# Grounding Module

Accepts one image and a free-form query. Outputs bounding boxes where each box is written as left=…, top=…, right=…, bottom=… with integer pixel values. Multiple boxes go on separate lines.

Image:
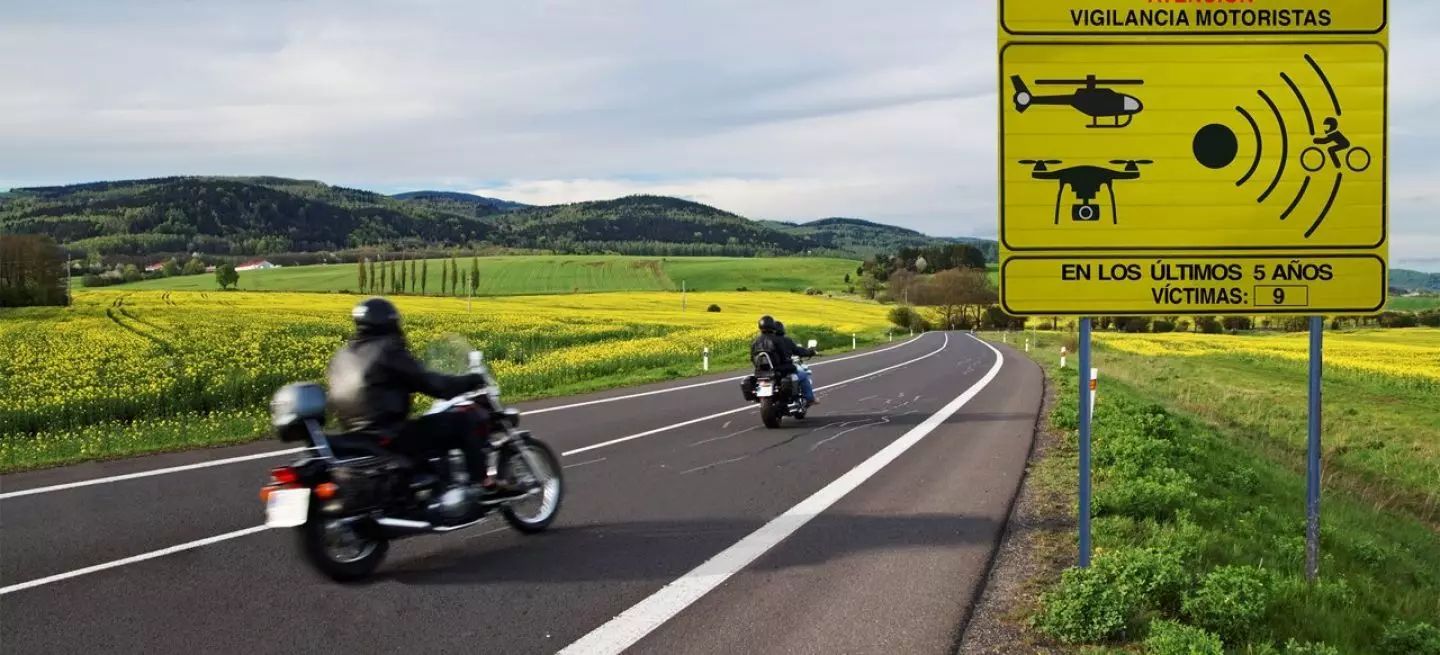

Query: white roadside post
left=703, top=347, right=709, bottom=371
left=1060, top=345, right=1068, bottom=368
left=852, top=333, right=857, bottom=350
left=1089, top=367, right=1098, bottom=417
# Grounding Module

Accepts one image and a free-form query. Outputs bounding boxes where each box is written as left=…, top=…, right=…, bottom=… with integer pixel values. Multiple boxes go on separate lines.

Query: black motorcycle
left=740, top=338, right=818, bottom=429
left=260, top=335, right=564, bottom=582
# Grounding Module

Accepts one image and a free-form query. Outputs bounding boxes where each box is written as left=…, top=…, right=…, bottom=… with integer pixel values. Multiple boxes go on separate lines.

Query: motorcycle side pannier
left=740, top=375, right=757, bottom=401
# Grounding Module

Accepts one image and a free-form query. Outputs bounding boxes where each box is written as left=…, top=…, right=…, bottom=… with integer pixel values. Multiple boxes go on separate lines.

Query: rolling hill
left=0, top=176, right=985, bottom=262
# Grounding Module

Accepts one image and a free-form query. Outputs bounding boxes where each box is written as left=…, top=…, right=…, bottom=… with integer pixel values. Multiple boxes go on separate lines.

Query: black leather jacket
left=782, top=336, right=816, bottom=358
left=326, top=328, right=481, bottom=437
left=749, top=332, right=796, bottom=374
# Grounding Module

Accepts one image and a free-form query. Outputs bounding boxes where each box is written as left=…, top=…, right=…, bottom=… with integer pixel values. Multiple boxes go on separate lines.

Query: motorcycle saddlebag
left=740, top=375, right=757, bottom=401
left=779, top=374, right=798, bottom=396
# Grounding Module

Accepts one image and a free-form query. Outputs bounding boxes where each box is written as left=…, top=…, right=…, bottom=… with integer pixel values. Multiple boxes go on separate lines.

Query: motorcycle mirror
left=468, top=351, right=483, bottom=368
left=807, top=339, right=817, bottom=348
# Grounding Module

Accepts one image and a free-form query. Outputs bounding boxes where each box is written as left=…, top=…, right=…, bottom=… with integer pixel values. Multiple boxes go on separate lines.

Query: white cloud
left=0, top=0, right=1433, bottom=250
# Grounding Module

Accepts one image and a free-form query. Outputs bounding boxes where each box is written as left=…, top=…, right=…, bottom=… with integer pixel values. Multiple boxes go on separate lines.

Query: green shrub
left=1279, top=639, right=1341, bottom=654
left=1144, top=619, right=1223, bottom=654
left=1095, top=466, right=1197, bottom=521
left=1034, top=565, right=1132, bottom=644
left=1378, top=619, right=1440, bottom=655
left=1034, top=546, right=1191, bottom=644
left=1182, top=565, right=1274, bottom=643
left=706, top=304, right=721, bottom=312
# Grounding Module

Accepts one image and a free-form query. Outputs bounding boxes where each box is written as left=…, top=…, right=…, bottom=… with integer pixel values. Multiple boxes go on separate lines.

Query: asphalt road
left=0, top=331, right=1043, bottom=654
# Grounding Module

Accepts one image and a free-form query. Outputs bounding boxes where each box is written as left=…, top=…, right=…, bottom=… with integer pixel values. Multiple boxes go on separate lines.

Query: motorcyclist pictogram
left=1302, top=117, right=1370, bottom=173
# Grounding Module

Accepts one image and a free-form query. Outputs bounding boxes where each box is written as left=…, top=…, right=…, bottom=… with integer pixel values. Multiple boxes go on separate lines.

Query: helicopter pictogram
left=1010, top=74, right=1145, bottom=128
left=1018, top=158, right=1153, bottom=225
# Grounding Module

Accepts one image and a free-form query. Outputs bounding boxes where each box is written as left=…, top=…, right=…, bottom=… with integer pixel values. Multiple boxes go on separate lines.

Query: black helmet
left=775, top=321, right=786, bottom=336
left=352, top=297, right=401, bottom=335
left=758, top=315, right=777, bottom=333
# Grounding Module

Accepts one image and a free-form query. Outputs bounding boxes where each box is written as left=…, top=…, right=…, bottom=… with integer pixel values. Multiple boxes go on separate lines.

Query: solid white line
left=0, top=525, right=271, bottom=596
left=559, top=334, right=950, bottom=458
left=0, top=336, right=926, bottom=500
left=554, top=335, right=1004, bottom=655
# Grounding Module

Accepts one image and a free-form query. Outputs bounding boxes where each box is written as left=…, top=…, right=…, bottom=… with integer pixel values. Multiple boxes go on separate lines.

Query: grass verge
left=977, top=332, right=1440, bottom=654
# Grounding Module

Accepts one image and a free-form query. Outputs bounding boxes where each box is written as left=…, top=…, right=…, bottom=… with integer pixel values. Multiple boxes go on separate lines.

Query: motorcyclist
left=775, top=321, right=819, bottom=405
left=325, top=297, right=521, bottom=500
left=749, top=315, right=817, bottom=405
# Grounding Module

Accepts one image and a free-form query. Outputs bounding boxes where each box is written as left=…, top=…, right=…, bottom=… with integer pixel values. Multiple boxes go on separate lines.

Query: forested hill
left=0, top=176, right=993, bottom=260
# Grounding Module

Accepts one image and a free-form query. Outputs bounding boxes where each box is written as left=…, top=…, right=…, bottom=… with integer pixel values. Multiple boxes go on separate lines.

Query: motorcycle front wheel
left=298, top=513, right=389, bottom=583
left=500, top=438, right=564, bottom=534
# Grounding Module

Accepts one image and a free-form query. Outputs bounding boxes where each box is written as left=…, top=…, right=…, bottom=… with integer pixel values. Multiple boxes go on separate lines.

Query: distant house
left=234, top=260, right=279, bottom=272
left=145, top=262, right=166, bottom=273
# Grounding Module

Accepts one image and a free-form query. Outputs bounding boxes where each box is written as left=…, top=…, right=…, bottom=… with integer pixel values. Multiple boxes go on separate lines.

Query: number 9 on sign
left=1256, top=285, right=1309, bottom=308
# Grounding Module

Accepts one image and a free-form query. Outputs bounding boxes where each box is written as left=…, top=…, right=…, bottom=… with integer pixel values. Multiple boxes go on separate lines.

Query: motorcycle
left=259, top=335, right=564, bottom=582
left=740, top=338, right=818, bottom=429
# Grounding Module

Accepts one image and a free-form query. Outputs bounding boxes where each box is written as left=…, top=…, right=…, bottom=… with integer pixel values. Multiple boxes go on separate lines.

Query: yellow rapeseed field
left=0, top=289, right=896, bottom=468
left=1096, top=329, right=1440, bottom=390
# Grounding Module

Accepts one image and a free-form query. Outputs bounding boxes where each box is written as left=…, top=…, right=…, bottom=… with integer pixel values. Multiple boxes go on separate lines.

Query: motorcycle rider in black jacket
left=326, top=297, right=521, bottom=500
left=749, top=315, right=818, bottom=405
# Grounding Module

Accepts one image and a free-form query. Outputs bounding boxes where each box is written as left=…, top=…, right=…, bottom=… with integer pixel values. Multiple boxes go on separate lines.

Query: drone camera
left=1071, top=203, right=1101, bottom=222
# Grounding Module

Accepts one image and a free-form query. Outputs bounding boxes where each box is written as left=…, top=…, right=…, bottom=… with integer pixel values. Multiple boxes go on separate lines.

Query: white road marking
left=0, top=334, right=957, bottom=595
left=555, top=335, right=1004, bottom=655
left=0, top=449, right=310, bottom=500
left=0, top=335, right=927, bottom=500
left=562, top=457, right=608, bottom=469
left=0, top=525, right=271, bottom=596
left=559, top=334, right=949, bottom=458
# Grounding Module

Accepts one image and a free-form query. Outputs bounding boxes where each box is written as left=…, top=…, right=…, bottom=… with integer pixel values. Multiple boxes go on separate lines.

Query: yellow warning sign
left=1001, top=0, right=1386, bottom=36
left=1001, top=41, right=1386, bottom=253
left=1001, top=255, right=1386, bottom=315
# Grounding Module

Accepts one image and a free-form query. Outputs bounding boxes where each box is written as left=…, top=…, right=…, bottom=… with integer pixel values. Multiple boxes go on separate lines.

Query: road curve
left=0, top=332, right=1043, bottom=654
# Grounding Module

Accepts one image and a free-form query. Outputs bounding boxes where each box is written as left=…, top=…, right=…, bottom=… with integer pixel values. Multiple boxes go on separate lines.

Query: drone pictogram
left=1010, top=74, right=1145, bottom=128
left=1019, top=158, right=1153, bottom=225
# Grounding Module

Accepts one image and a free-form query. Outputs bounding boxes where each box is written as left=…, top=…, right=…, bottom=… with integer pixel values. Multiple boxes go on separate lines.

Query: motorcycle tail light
left=270, top=466, right=298, bottom=485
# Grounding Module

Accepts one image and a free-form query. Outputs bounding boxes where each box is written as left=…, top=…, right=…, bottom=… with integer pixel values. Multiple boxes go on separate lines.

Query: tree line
left=0, top=235, right=70, bottom=307
left=355, top=254, right=484, bottom=297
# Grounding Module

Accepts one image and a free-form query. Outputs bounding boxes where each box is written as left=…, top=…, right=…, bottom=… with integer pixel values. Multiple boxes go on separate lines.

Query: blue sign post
left=1077, top=317, right=1093, bottom=567
left=1306, top=316, right=1324, bottom=582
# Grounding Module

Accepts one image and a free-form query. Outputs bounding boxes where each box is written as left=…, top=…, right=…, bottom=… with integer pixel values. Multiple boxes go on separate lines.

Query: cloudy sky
left=2, top=0, right=1437, bottom=269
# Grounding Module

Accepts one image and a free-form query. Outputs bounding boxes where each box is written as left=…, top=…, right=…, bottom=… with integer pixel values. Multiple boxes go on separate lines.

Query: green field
left=984, top=328, right=1440, bottom=653
left=116, top=255, right=862, bottom=295
left=1387, top=295, right=1440, bottom=312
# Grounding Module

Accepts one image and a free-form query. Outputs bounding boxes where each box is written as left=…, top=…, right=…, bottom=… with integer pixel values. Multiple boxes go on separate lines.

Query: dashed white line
left=0, top=526, right=271, bottom=596
left=0, top=334, right=954, bottom=595
left=0, top=335, right=927, bottom=500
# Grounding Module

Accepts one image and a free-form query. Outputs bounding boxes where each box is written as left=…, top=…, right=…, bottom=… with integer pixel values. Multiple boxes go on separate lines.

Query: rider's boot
left=473, top=449, right=527, bottom=503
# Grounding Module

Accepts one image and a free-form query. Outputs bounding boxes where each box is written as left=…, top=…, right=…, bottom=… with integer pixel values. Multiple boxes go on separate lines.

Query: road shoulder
left=955, top=347, right=1076, bottom=655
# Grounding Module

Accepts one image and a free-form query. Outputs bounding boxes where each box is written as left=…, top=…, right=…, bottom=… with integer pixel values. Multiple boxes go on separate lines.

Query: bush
left=1034, top=565, right=1133, bottom=643
left=1176, top=319, right=1191, bottom=332
left=1152, top=319, right=1177, bottom=333
left=706, top=304, right=721, bottom=313
left=1416, top=309, right=1440, bottom=327
left=1034, top=547, right=1190, bottom=644
left=1182, top=565, right=1273, bottom=643
left=1378, top=619, right=1440, bottom=655
left=889, top=306, right=920, bottom=330
left=1144, top=619, right=1224, bottom=654
left=1095, top=467, right=1197, bottom=520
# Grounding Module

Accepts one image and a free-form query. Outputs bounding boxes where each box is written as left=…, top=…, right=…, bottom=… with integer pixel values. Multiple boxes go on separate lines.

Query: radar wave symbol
left=1218, top=54, right=1356, bottom=240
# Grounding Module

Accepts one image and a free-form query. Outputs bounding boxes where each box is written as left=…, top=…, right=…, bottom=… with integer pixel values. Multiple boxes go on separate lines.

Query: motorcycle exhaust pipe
left=376, top=516, right=489, bottom=535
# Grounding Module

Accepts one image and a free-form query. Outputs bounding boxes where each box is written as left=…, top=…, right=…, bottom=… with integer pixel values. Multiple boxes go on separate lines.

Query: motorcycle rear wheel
left=760, top=397, right=783, bottom=428
left=500, top=438, right=564, bottom=534
left=298, top=513, right=389, bottom=583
